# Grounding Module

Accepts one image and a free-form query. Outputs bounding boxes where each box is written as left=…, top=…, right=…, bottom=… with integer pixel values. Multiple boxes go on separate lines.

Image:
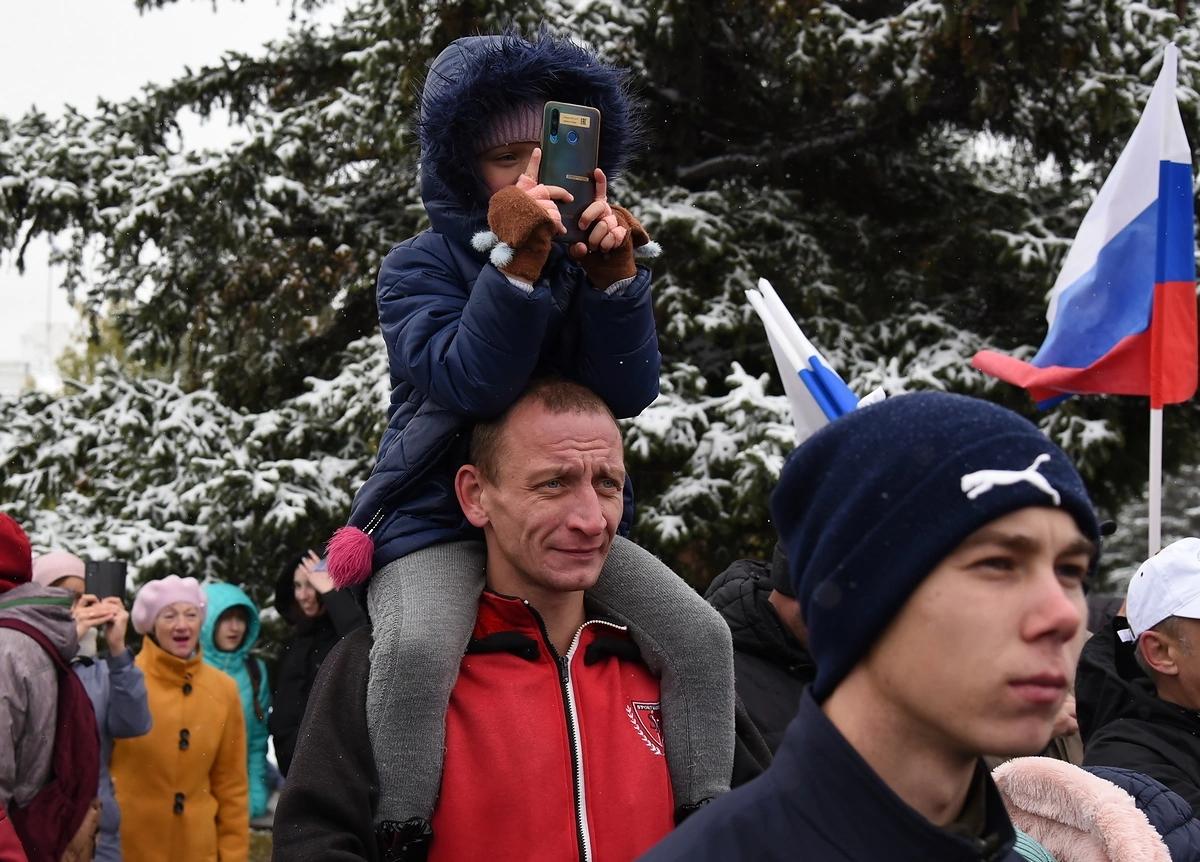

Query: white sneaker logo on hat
left=960, top=454, right=1061, bottom=506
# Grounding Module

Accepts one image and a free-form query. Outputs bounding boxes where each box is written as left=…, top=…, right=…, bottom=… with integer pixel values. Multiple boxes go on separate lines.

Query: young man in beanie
left=321, top=31, right=734, bottom=849
left=642, top=392, right=1100, bottom=862
left=1078, top=537, right=1200, bottom=809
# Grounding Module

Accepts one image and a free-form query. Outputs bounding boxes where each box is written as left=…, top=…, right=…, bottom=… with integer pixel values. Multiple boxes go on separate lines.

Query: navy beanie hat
left=770, top=391, right=1099, bottom=702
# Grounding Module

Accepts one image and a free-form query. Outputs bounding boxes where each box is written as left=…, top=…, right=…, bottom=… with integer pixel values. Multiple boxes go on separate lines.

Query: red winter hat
left=0, top=514, right=33, bottom=594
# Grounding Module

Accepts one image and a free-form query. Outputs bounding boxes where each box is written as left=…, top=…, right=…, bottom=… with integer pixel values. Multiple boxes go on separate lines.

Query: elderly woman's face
left=153, top=601, right=202, bottom=659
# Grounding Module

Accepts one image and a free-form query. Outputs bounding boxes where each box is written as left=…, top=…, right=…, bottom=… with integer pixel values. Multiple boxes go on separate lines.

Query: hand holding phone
left=100, top=597, right=130, bottom=656
left=512, top=147, right=570, bottom=234
left=72, top=594, right=118, bottom=642
left=567, top=167, right=628, bottom=261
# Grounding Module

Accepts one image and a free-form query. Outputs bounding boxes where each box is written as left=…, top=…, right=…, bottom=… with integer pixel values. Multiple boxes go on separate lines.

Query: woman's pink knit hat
left=31, top=550, right=85, bottom=588
left=131, top=575, right=207, bottom=634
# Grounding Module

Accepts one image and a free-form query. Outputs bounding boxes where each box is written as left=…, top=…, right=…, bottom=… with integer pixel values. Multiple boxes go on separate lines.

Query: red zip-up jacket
left=430, top=592, right=675, bottom=862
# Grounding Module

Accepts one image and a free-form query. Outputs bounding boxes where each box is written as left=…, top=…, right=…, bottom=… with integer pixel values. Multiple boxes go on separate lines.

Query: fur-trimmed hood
left=418, top=31, right=637, bottom=244
left=993, top=757, right=1171, bottom=862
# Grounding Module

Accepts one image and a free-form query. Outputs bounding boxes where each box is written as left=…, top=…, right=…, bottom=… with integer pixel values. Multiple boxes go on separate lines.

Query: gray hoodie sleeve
left=104, top=650, right=152, bottom=739
left=0, top=630, right=58, bottom=808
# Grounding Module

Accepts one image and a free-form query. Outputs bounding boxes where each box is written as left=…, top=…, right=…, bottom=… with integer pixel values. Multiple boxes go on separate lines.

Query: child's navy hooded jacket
left=1085, top=766, right=1200, bottom=862
left=345, top=33, right=661, bottom=572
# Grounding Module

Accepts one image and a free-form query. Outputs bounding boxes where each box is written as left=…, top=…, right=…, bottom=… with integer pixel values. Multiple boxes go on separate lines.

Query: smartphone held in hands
left=541, top=101, right=601, bottom=245
left=84, top=559, right=127, bottom=602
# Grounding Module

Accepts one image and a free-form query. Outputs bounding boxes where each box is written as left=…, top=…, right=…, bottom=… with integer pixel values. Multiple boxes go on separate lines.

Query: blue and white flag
left=747, top=278, right=883, bottom=443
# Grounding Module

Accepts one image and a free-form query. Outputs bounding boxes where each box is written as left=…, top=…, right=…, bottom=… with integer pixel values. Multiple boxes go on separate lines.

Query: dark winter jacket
left=639, top=691, right=1021, bottom=862
left=1085, top=765, right=1200, bottom=862
left=705, top=559, right=815, bottom=752
left=269, top=557, right=367, bottom=776
left=200, top=582, right=271, bottom=817
left=73, top=650, right=152, bottom=862
left=1076, top=614, right=1145, bottom=744
left=1078, top=616, right=1200, bottom=811
left=344, top=33, right=660, bottom=570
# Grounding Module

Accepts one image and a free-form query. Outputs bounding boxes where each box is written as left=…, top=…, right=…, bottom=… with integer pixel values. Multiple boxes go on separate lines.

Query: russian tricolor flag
left=973, top=44, right=1197, bottom=409
left=747, top=278, right=882, bottom=443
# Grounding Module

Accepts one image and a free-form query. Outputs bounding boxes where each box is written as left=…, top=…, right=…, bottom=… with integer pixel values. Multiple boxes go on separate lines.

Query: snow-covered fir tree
left=2, top=0, right=1199, bottom=594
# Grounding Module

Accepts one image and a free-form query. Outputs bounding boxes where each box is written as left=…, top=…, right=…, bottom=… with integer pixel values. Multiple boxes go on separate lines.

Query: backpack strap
left=246, top=655, right=265, bottom=722
left=0, top=619, right=70, bottom=672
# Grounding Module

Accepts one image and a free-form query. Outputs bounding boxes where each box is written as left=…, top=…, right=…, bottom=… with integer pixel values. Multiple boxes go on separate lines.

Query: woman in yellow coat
left=112, top=575, right=249, bottom=861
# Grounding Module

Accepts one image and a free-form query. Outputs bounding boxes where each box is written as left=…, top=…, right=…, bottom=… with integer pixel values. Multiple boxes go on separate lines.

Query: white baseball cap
left=1127, top=537, right=1200, bottom=638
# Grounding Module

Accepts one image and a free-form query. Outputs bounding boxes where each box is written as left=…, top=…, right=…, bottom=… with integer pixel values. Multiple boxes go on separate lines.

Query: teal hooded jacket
left=200, top=582, right=271, bottom=818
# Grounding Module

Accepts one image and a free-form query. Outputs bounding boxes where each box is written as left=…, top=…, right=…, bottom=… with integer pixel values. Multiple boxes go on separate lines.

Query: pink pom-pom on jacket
left=326, top=526, right=376, bottom=589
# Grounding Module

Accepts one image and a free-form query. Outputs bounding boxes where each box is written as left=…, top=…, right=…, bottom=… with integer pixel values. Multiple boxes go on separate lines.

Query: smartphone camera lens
left=550, top=109, right=560, bottom=136
left=567, top=130, right=579, bottom=145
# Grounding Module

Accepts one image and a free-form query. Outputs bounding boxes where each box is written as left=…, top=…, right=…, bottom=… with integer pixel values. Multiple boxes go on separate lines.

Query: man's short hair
left=469, top=378, right=619, bottom=482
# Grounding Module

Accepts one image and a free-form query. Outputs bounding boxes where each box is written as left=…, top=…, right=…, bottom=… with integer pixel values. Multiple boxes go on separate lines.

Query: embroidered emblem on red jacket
left=627, top=701, right=665, bottom=756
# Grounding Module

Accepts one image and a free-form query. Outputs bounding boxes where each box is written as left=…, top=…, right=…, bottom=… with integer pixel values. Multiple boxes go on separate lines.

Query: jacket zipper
left=562, top=620, right=625, bottom=862
left=523, top=600, right=626, bottom=862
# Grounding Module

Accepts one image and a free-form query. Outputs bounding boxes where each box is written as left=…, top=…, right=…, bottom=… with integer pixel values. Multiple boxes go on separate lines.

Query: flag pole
left=1149, top=407, right=1163, bottom=556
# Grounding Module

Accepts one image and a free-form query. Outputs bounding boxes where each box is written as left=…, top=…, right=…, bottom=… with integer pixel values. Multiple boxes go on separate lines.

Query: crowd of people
left=0, top=525, right=367, bottom=861
left=3, top=27, right=1200, bottom=862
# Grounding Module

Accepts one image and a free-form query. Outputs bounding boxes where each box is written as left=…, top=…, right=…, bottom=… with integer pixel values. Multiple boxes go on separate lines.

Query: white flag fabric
left=746, top=278, right=881, bottom=443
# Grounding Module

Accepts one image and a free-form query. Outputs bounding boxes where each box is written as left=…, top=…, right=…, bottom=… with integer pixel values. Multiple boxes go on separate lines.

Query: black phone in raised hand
left=540, top=101, right=601, bottom=245
left=84, top=559, right=127, bottom=602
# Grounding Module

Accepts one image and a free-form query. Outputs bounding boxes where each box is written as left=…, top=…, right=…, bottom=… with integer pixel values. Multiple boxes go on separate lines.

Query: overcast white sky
left=0, top=0, right=345, bottom=368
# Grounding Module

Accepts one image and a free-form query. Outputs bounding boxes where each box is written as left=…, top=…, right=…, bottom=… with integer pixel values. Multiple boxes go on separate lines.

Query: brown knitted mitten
left=480, top=185, right=557, bottom=284
left=578, top=205, right=661, bottom=290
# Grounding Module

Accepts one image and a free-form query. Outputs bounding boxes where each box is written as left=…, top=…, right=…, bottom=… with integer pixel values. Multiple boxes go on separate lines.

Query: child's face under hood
left=477, top=141, right=539, bottom=197
left=417, top=32, right=635, bottom=236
